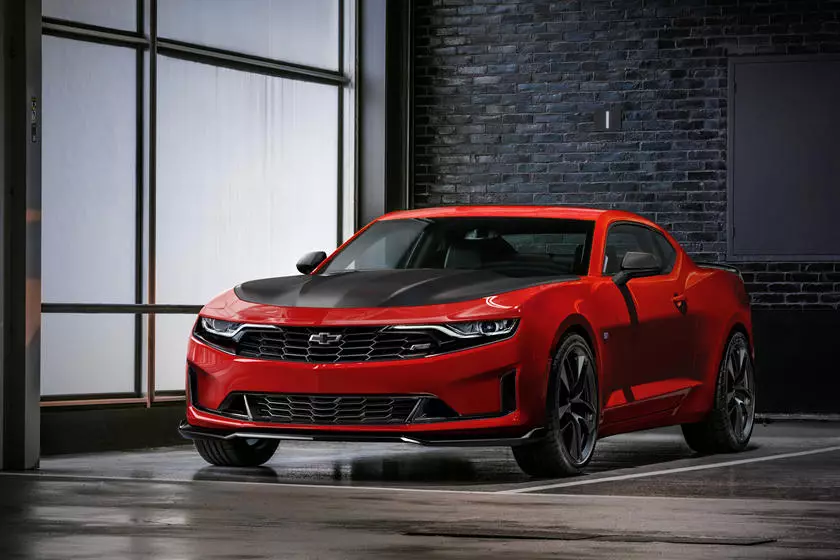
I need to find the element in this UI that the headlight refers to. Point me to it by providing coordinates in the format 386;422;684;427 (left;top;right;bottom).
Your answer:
446;319;518;338
389;319;519;341
200;317;243;338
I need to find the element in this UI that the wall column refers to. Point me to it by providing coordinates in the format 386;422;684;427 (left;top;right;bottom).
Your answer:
2;0;42;471
357;0;413;226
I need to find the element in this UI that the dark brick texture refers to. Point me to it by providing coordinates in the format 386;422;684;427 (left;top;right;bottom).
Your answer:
413;0;840;309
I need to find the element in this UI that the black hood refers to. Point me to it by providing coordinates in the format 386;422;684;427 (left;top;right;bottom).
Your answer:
233;269;577;308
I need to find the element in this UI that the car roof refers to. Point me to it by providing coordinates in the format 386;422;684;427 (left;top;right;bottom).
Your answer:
377;205;645;223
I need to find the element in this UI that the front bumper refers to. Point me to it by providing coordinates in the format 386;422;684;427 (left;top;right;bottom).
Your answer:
185;330;546;439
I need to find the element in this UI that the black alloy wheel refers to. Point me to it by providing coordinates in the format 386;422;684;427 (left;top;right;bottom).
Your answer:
682;331;755;453
512;333;599;477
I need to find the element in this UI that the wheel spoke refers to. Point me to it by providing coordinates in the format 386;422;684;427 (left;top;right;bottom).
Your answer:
577;412;592;443
557;401;575;430
726;354;737;391
738;400;750;427
734;347;748;386
732;399;744;436
557;403;571;419
571;396;596;416
727;395;738;416
567;415;582;461
559;357;573;396
571;353;588;396
572;412;591;460
733;386;752;404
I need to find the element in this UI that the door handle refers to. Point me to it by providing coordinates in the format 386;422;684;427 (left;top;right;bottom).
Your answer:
672;293;687;313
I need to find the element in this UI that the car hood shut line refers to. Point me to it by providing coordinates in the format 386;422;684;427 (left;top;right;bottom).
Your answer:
234;269;578;308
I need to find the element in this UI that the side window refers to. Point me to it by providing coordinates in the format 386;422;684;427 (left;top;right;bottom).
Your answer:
603;224;659;275
340;224;424;271
651;231;677;274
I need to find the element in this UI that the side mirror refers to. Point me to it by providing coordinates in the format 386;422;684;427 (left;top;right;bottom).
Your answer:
296;251;327;274
613;251;661;286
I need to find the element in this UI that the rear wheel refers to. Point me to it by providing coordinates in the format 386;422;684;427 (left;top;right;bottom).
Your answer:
682;331;755;454
512;333;599;477
194;437;279;467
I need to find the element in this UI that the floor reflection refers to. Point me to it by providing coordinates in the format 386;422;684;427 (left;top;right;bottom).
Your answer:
35;426;779;487
187;435;705;486
192;465;282;483
192;450;529;485
344;453;481;482
6;423;840;560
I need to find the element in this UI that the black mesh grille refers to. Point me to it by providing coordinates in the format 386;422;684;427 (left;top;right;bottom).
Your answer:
247;394;420;425
236;327;439;363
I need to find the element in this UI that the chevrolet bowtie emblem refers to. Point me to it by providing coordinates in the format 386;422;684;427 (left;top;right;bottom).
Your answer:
309;332;342;345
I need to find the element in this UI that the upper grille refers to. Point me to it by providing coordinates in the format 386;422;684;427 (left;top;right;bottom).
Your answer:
249;394;419;425
236;326;439;363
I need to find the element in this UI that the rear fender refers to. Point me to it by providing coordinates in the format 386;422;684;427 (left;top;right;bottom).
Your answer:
677;308;753;421
703;310;753;384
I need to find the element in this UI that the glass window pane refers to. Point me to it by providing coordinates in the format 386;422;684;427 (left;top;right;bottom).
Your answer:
154;314;196;392
41;314;135;396
156;56;339;305
43;0;137;31
42;37;137;304
158;0;340;70
653;232;677;274
604;225;651;275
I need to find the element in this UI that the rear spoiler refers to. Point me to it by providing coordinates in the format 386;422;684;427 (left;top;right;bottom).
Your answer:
694;261;743;281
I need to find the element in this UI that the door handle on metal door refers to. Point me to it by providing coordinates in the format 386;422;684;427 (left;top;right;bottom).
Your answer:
672;293;687;313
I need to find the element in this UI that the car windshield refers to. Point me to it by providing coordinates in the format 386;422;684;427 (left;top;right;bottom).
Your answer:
321;217;595;277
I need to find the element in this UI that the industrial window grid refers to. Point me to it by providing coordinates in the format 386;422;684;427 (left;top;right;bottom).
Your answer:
40;0;351;408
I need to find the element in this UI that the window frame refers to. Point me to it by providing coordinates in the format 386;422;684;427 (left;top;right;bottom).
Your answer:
727;54;840;262
650;229;678;275
39;0;353;405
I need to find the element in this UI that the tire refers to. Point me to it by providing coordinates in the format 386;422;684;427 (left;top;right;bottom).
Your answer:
194;437;279;467
512;333;599;477
682;331;756;454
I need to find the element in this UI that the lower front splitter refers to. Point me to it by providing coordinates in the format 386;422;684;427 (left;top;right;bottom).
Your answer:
178;420;545;447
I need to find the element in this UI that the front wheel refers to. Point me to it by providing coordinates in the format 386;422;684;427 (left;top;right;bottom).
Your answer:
194;437;279;467
512;333;599;477
682;331;756;454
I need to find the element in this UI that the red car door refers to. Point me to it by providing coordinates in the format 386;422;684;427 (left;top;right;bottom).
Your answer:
601;223;696;419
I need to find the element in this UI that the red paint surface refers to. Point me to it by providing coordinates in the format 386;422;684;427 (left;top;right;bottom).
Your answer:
605;390;627;408
187;207;752;440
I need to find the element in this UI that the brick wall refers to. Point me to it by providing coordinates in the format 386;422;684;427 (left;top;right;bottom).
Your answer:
413;0;840;309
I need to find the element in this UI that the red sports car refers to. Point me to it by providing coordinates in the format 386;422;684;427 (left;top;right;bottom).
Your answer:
180;206;755;477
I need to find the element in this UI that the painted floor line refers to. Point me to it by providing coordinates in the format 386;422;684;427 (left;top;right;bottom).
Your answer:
0;471;496;495
3;470;837;507
500;444;840;494
3;441;840;498
2;467;840;506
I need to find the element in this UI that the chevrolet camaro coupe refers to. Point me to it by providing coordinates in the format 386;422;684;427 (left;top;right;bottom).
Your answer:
180;206;755;477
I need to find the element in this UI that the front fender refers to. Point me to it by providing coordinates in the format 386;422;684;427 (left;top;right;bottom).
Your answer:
515;281;605;424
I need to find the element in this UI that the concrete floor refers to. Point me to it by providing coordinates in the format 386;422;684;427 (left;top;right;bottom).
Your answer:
1;422;839;559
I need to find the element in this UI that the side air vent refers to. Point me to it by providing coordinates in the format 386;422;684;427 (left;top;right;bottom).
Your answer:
500;371;517;414
412;398;460;422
